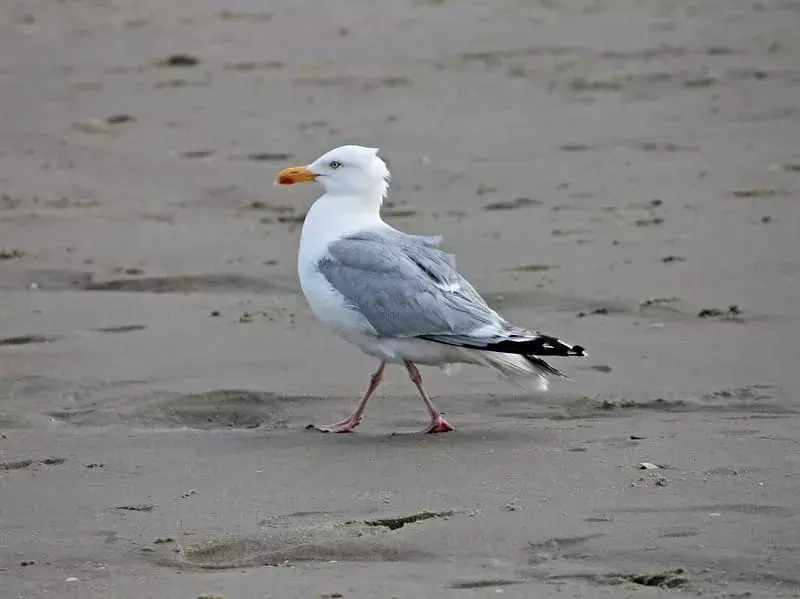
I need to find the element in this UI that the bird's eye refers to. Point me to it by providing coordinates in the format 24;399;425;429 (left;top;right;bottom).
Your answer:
329;160;342;169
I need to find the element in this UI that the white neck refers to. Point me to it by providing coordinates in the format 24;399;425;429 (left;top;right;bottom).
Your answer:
298;192;388;266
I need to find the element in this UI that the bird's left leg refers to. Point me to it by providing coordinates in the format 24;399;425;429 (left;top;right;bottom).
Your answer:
403;361;454;434
308;361;386;433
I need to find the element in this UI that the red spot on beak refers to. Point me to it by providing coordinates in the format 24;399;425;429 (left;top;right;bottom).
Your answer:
275;165;314;185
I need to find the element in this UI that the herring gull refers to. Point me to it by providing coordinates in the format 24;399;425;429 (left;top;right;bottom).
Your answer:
275;145;585;434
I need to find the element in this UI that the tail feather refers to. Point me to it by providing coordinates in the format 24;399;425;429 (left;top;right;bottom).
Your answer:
475;352;563;391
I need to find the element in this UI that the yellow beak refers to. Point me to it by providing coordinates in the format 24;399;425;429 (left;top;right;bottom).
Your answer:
275;165;316;185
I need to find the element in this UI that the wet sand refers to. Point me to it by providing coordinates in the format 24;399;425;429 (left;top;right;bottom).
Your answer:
2;0;800;597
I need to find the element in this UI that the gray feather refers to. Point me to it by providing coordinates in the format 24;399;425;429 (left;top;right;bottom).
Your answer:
317;230;514;339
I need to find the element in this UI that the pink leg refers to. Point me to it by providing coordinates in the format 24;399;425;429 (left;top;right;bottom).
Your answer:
308;361;386;433
404;362;455;434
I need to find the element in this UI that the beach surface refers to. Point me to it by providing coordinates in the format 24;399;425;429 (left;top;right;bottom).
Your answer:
1;0;799;597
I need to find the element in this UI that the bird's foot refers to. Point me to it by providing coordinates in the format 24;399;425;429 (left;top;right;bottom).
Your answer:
420;415;455;434
306;416;362;434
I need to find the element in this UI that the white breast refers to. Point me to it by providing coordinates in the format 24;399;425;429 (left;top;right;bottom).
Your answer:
297;194;382;339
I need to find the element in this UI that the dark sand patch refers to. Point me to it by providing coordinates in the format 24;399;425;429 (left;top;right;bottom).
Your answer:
179;150;215;159
506;264;559;273
0;334;58;346
483;197;542;211
363;510;454;531
80;274;290;294
153;53;201;68
658;529;702;539
383;209;418;219
446;579;524;589
1;457;66;471
0;248;26;260
114;504;156;513
231;152;293;162
547;568;689;589
91;325;147;333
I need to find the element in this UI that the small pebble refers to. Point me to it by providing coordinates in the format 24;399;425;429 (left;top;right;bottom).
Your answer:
638;462;659;470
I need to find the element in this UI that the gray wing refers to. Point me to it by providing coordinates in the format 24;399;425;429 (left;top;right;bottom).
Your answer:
317;229;515;339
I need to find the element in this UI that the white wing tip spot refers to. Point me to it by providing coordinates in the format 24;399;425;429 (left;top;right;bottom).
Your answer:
438;282;461;292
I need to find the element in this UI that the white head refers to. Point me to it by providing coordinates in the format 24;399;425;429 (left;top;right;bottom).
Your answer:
275;145;391;202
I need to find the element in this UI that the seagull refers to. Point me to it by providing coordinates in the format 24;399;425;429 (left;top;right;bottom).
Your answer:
275;145;585;434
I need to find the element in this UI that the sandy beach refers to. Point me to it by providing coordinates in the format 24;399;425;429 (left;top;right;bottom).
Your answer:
2;0;800;597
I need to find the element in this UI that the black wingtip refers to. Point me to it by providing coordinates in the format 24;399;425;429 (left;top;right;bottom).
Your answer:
420;333;587;358
477;335;586;358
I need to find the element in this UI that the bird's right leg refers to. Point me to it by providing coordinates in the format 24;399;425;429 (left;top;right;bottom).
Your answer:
308;361;386;433
404;361;455;434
